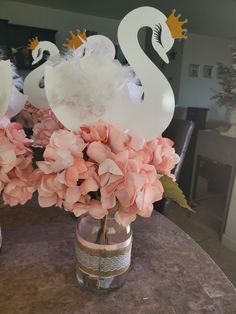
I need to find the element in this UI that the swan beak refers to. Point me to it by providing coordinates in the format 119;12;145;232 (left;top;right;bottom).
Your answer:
156;45;169;64
162;52;169;64
32;58;40;65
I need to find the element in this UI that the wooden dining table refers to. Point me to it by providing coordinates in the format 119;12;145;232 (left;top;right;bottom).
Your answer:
0;197;236;314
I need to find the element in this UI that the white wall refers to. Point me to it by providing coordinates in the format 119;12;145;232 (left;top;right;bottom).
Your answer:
0;0;120;48
178;33;231;120
222;175;236;252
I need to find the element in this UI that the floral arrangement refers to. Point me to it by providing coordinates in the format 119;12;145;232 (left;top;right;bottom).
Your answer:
0;7;193;293
0;118;189;230
0;10;191;242
0;116;189;242
211;45;236;110
0;122;35;206
33;120;184;228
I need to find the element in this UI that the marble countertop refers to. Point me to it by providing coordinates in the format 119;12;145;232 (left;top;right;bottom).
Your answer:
0;198;236;314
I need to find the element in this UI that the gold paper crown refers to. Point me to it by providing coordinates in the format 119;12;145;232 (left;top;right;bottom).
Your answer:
166;9;188;39
63;29;87;49
27;37;39;50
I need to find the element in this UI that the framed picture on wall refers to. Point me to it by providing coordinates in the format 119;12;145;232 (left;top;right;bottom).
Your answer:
189;64;200;77
203;65;214;78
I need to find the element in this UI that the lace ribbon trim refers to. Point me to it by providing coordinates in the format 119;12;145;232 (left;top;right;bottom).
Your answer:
75;237;132;277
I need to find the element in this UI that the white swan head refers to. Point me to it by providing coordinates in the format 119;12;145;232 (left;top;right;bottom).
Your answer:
84;35;116;60
31;41;59;65
151;23;174;64
150;9;188;64
64;30;116;61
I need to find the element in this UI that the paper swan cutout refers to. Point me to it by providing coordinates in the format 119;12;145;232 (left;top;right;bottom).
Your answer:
77;34;116;60
23;39;59;109
0;60;28;122
0;60;12;119
71;33;144;103
44;7;187;139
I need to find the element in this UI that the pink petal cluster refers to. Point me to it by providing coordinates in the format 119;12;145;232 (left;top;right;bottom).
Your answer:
14;101;38;129
0;122;35;206
147;137;180;178
16;103;64;147
35;121;180;227
32;107;65;147
5;122;34;154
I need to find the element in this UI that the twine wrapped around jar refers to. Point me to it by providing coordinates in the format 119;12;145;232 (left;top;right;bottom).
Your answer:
75;214;132;292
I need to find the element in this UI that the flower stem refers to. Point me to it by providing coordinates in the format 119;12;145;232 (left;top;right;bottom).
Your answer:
96;215;108;244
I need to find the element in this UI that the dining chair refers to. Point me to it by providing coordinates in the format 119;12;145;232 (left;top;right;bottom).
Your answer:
154;118;195;215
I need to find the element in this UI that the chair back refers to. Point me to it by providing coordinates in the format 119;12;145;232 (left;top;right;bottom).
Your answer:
163;119;195;181
155;119;194;215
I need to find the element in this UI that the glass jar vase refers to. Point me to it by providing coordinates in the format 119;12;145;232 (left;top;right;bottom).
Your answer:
75;214;132;292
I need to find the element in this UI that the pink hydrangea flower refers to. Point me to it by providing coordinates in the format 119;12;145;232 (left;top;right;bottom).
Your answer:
37;130;87;174
80;120;109;143
5;122;33;154
3;155;35;206
35;121;180;226
147;137;180;177
108;124;145;153
33;118;63;147
37;172;67;207
0;137;17;173
20;104;65;147
0;123;35;206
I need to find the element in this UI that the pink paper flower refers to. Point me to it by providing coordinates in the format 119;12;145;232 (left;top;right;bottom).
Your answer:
147;137;180;177
3;155;35;206
19;102;39;125
5;122;33;154
80;120;109;143
33;118;63;147
37;130;87;174
0;123;35;206
34;121;180;226
64;199;108;219
0;137;17;173
108;124;145;153
37;172;67;207
21;104;65;147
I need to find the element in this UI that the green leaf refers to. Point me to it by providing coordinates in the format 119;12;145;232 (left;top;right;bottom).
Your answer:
160;175;193;212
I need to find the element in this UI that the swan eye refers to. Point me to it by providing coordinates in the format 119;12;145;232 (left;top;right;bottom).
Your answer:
154;24;163;47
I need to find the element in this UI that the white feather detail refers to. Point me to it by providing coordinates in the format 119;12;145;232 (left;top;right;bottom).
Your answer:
45;50;141;130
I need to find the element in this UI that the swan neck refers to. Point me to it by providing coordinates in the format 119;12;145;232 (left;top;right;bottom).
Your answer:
118;9;170;91
41;42;59;56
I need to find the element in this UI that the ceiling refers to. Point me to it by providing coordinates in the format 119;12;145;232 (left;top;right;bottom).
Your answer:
8;0;236;38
